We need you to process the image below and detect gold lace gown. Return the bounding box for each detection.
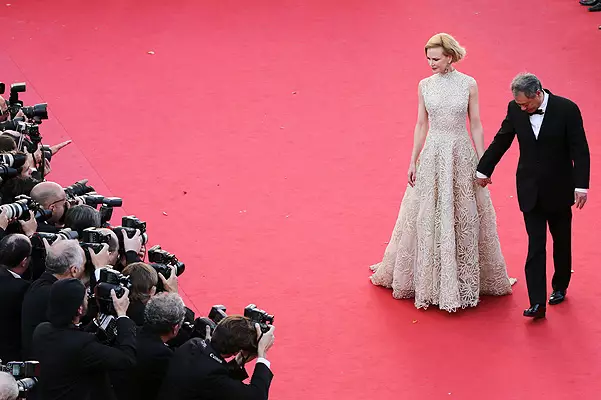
[369,70,513,312]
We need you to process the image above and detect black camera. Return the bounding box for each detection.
[81,227,112,245]
[64,179,95,198]
[0,153,27,169]
[148,245,185,277]
[30,229,79,250]
[113,215,148,252]
[244,304,274,334]
[0,195,52,222]
[93,268,131,316]
[0,164,18,183]
[182,305,228,341]
[0,360,39,379]
[4,82,48,122]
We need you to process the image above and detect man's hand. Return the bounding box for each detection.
[256,324,275,359]
[0,210,9,230]
[158,265,179,293]
[111,288,130,317]
[122,229,143,253]
[88,243,111,269]
[19,211,38,237]
[476,177,492,187]
[49,140,72,155]
[575,191,587,209]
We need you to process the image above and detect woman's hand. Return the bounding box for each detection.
[408,163,417,187]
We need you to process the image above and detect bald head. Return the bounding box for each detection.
[31,181,65,208]
[0,371,18,400]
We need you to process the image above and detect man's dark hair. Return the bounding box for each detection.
[211,316,257,355]
[0,234,31,269]
[64,204,101,234]
[0,135,17,152]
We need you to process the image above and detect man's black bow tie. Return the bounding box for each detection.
[528,109,544,116]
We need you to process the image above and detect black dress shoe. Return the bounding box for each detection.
[523,304,546,319]
[549,290,566,305]
[581,0,598,5]
[590,2,601,10]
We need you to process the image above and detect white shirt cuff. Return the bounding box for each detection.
[256,357,271,369]
[476,171,488,179]
[575,188,588,194]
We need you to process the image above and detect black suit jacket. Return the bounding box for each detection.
[21,272,58,358]
[477,90,590,213]
[31,317,137,400]
[0,267,30,363]
[113,326,174,400]
[158,338,273,400]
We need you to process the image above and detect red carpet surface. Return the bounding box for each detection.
[2,1,601,399]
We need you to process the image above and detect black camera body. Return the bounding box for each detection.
[148,244,186,279]
[113,215,148,252]
[93,268,131,316]
[183,305,228,341]
[244,304,274,333]
[81,227,112,245]
[0,360,40,379]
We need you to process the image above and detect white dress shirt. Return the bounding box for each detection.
[7,269,21,279]
[257,357,271,369]
[477,91,587,193]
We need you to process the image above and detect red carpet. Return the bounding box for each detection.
[2,1,601,398]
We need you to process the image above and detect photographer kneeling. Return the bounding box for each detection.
[158,316,276,400]
[32,278,136,400]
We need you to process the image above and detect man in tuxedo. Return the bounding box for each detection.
[477,72,590,319]
[0,234,31,363]
[32,278,136,400]
[158,316,275,400]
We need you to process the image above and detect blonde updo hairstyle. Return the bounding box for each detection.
[425,33,466,63]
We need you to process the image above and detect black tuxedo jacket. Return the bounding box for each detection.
[477,90,590,213]
[31,317,137,400]
[21,271,59,359]
[113,327,174,400]
[0,267,30,363]
[158,338,273,400]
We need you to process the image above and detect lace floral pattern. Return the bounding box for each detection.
[370,70,513,312]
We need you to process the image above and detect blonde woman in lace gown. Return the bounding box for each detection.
[370,33,515,312]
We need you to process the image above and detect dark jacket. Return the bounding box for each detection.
[31,317,137,400]
[0,267,30,362]
[114,326,174,400]
[478,90,590,212]
[158,338,273,400]
[21,272,58,358]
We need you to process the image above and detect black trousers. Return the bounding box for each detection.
[523,204,572,306]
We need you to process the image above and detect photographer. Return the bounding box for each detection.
[121,262,178,325]
[114,292,185,400]
[0,152,36,205]
[158,316,276,400]
[63,204,101,235]
[0,234,31,363]
[0,372,18,400]
[29,181,68,233]
[20,239,90,358]
[32,278,136,400]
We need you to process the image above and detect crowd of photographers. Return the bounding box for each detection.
[0,82,276,400]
